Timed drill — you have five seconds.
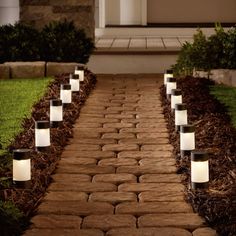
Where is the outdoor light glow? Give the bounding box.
[191,151,209,189]
[60,84,72,104]
[166,77,177,97]
[13,159,31,181]
[175,103,188,131]
[13,149,31,182]
[164,69,173,86]
[35,121,50,151]
[171,89,182,110]
[181,132,195,150]
[50,99,63,128]
[75,66,84,82]
[69,74,80,92]
[180,125,195,156]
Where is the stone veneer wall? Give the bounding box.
[19,0,95,38]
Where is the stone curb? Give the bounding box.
[0,61,86,79]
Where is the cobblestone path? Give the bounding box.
[24,75,216,236]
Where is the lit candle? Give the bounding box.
[60,84,72,104]
[180,124,195,157]
[175,103,188,131]
[13,149,31,188]
[50,99,63,128]
[191,151,209,189]
[69,74,80,92]
[35,121,50,152]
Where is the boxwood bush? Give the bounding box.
[0,20,95,64]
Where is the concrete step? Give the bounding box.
[95,27,217,37]
[87,52,178,74]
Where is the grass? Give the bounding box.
[210,85,236,127]
[0,78,52,155]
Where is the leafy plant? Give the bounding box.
[0,201,25,236]
[208,23,228,69]
[173,29,210,76]
[0,20,95,64]
[190,28,210,71]
[173,24,236,76]
[0,23,40,63]
[222,27,236,69]
[40,20,95,63]
[173,42,194,76]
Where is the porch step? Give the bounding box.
[95,27,217,37]
[88,33,187,74]
[89,27,219,74]
[88,50,178,74]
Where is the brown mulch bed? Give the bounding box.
[0,70,96,232]
[160,76,236,236]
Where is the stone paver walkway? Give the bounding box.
[24,75,216,236]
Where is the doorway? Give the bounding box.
[96,0,147,28]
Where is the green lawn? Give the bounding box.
[0,78,52,155]
[210,85,236,127]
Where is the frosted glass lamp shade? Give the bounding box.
[166,77,177,98]
[69,74,80,92]
[180,125,195,157]
[35,121,50,152]
[191,151,209,189]
[13,149,31,188]
[60,84,72,104]
[50,99,63,128]
[171,89,182,110]
[164,69,173,86]
[75,66,84,82]
[175,103,188,131]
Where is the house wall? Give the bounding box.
[19,0,95,38]
[147,0,236,23]
[0,0,20,25]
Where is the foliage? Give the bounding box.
[210,85,236,127]
[173,23,236,76]
[0,78,52,156]
[0,23,40,63]
[190,28,210,71]
[173,42,194,76]
[40,20,95,63]
[0,20,95,64]
[222,27,236,69]
[0,201,24,236]
[207,23,228,69]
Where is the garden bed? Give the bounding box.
[0,69,96,235]
[161,76,236,236]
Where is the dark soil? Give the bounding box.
[160,76,236,236]
[0,70,96,233]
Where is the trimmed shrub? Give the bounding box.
[40,20,95,63]
[0,20,95,64]
[0,23,40,63]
